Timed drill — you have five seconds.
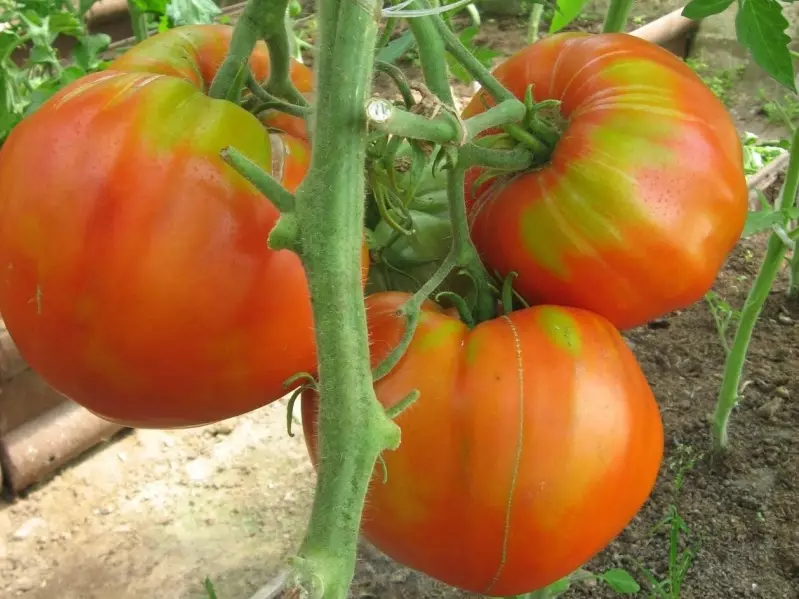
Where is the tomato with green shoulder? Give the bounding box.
[301,291,663,595]
[0,25,364,429]
[463,33,748,330]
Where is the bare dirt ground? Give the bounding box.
[2,3,798,599]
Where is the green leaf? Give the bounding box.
[735,0,797,91]
[545,575,573,594]
[0,31,21,63]
[48,12,84,37]
[601,568,641,594]
[446,26,500,84]
[681,0,735,19]
[549,0,590,34]
[375,31,416,65]
[133,0,170,13]
[166,0,222,26]
[23,80,63,117]
[203,577,218,599]
[72,33,111,71]
[29,43,58,65]
[743,207,799,237]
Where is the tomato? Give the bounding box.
[109,24,313,140]
[302,292,663,595]
[463,33,748,330]
[0,29,365,429]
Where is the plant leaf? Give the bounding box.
[166,0,222,26]
[743,207,799,237]
[375,30,416,65]
[549,0,590,33]
[681,0,735,19]
[602,568,641,594]
[72,33,111,71]
[133,0,170,13]
[735,0,796,92]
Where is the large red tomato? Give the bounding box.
[302,292,663,595]
[0,26,365,429]
[463,33,748,330]
[110,23,314,140]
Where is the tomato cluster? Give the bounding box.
[0,24,747,596]
[305,33,745,595]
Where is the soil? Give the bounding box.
[2,4,798,599]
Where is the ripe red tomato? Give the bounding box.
[302,292,663,595]
[109,24,313,140]
[0,29,365,429]
[463,33,748,330]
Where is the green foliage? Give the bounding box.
[203,577,218,599]
[132,0,221,32]
[685,59,744,106]
[548,0,590,33]
[760,90,799,128]
[445,25,501,84]
[631,445,701,599]
[704,290,741,353]
[684,0,796,92]
[741,131,790,176]
[0,0,110,145]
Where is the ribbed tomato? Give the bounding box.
[0,27,364,429]
[463,33,748,330]
[110,24,313,140]
[302,292,663,595]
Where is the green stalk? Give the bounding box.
[208,0,272,100]
[365,97,527,144]
[602,0,634,33]
[527,3,543,43]
[289,0,401,595]
[790,243,799,297]
[713,128,799,451]
[429,11,514,102]
[209,0,305,105]
[262,0,308,105]
[406,0,456,105]
[786,135,799,297]
[127,0,149,43]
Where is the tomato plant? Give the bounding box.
[0,24,361,429]
[302,291,663,595]
[463,32,749,330]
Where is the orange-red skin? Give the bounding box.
[0,25,364,429]
[463,33,748,330]
[302,292,664,595]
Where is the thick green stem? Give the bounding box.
[209,0,305,105]
[602,0,634,33]
[290,0,400,596]
[365,97,527,145]
[261,0,308,105]
[406,1,455,105]
[127,0,149,43]
[447,164,496,322]
[713,128,799,451]
[208,0,269,99]
[527,3,543,43]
